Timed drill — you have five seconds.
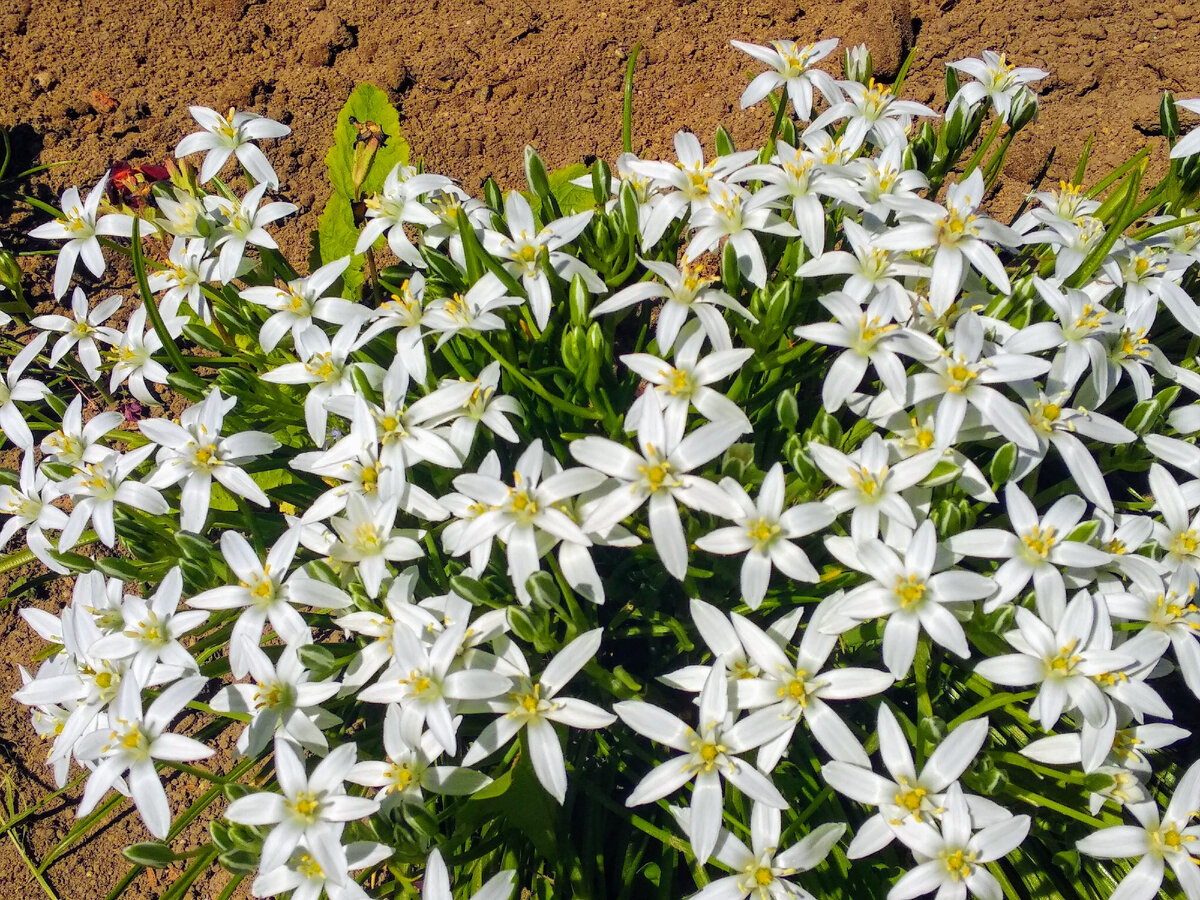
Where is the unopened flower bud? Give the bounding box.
[524,145,552,200]
[1005,86,1039,131]
[0,248,21,295]
[843,44,872,85]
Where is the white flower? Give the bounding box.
[683,804,844,900]
[147,236,219,322]
[88,568,207,684]
[793,291,939,411]
[211,644,341,757]
[695,463,834,608]
[30,287,122,380]
[975,593,1133,730]
[225,740,380,874]
[188,530,350,676]
[174,105,290,187]
[327,494,424,599]
[205,182,298,283]
[355,165,450,266]
[482,191,605,330]
[261,326,384,446]
[463,628,615,803]
[906,312,1051,451]
[140,387,280,532]
[731,140,861,258]
[823,706,993,859]
[240,256,369,356]
[947,51,1048,121]
[571,394,743,579]
[73,674,213,839]
[56,444,168,550]
[1148,463,1200,575]
[825,520,993,677]
[626,132,758,249]
[948,483,1110,624]
[729,38,842,120]
[347,703,492,808]
[1077,759,1200,900]
[590,258,756,353]
[40,394,123,466]
[252,840,392,900]
[357,615,512,756]
[28,174,134,298]
[1106,566,1200,700]
[109,303,183,405]
[420,272,523,348]
[1169,98,1200,160]
[353,273,430,381]
[888,784,1030,900]
[795,218,928,316]
[808,79,937,152]
[620,327,753,442]
[0,452,69,572]
[686,182,798,288]
[807,432,939,541]
[731,603,893,770]
[877,171,1018,315]
[616,661,791,863]
[450,439,602,604]
[0,331,50,450]
[421,848,516,900]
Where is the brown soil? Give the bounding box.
[1,0,1199,896]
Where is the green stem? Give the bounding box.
[474,335,603,420]
[622,45,642,155]
[131,219,193,379]
[768,90,789,144]
[0,530,98,576]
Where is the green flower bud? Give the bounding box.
[775,390,799,430]
[989,441,1018,486]
[524,145,552,199]
[715,125,736,157]
[569,273,591,327]
[526,571,561,610]
[721,239,742,296]
[1161,92,1181,144]
[483,176,505,214]
[584,321,605,392]
[591,158,612,205]
[1005,87,1039,131]
[945,66,961,104]
[843,43,872,85]
[0,248,22,296]
[450,574,492,607]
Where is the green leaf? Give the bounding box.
[123,842,179,868]
[316,192,365,299]
[532,163,595,216]
[325,83,409,201]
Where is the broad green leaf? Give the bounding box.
[531,163,595,216]
[316,192,365,299]
[325,83,410,201]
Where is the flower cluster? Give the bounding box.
[5,37,1200,900]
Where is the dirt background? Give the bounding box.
[1,0,1199,896]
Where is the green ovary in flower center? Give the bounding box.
[894,574,927,609]
[851,464,887,498]
[941,848,976,881]
[746,517,781,550]
[1046,640,1081,676]
[287,791,321,823]
[1021,525,1057,559]
[936,210,977,245]
[1170,529,1200,557]
[638,456,678,493]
